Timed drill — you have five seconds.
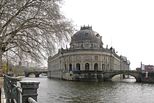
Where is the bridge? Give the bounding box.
[102,70,142,82]
[24,69,48,77]
[73,70,143,82]
[24,69,149,82]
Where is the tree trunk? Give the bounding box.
[0,50,3,98]
[0,50,3,76]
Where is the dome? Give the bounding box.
[70,26,103,49]
[71,27,100,43]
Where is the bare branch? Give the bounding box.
[0,0,74,66]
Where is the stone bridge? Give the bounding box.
[73,70,142,82]
[24,69,48,77]
[102,70,142,82]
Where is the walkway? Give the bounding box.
[1,88,6,103]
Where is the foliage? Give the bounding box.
[2,63,8,73]
[0,0,73,67]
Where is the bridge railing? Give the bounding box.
[72,70,138,74]
[4,75,40,103]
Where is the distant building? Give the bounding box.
[145,65,154,72]
[137,63,154,72]
[48,26,130,80]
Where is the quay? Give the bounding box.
[24,69,154,83]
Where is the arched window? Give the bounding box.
[107,64,110,70]
[94,63,98,71]
[85,63,89,71]
[91,44,94,48]
[102,64,105,71]
[65,64,67,71]
[81,44,83,48]
[69,64,72,71]
[76,63,80,71]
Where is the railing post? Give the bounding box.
[20,81,40,103]
[4,75,21,103]
[10,79,18,103]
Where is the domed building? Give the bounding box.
[48,26,130,81]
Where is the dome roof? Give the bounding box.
[70,26,103,49]
[71,26,102,44]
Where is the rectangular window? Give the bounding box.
[102,64,105,70]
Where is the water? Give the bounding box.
[23,77,154,103]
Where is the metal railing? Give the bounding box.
[4,75,40,103]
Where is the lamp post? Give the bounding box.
[109,47,112,71]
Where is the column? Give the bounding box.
[20,81,40,103]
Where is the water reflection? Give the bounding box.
[23,77,154,103]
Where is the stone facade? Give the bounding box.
[48,26,130,80]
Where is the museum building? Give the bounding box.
[48,26,130,81]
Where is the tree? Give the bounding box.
[0,0,73,70]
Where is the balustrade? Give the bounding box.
[3,75,40,103]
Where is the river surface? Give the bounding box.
[23,77,154,103]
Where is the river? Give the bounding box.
[23,77,154,103]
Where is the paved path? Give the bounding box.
[1,88,6,103]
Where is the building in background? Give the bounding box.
[48,26,130,80]
[136,63,154,72]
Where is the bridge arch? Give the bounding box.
[103,71,141,82]
[25,72,44,77]
[111,73,136,81]
[25,72,36,77]
[24,70,48,77]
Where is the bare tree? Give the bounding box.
[0,0,73,70]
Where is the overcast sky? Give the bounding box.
[62,0,154,69]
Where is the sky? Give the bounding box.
[61,0,154,69]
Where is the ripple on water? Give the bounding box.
[23,78,154,103]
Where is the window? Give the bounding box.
[81,44,83,48]
[85,63,89,71]
[76,63,80,71]
[94,63,98,71]
[85,33,88,37]
[65,64,67,71]
[69,64,72,71]
[95,56,98,60]
[91,44,94,48]
[102,64,105,70]
[107,64,109,70]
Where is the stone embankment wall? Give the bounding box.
[141,72,154,83]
